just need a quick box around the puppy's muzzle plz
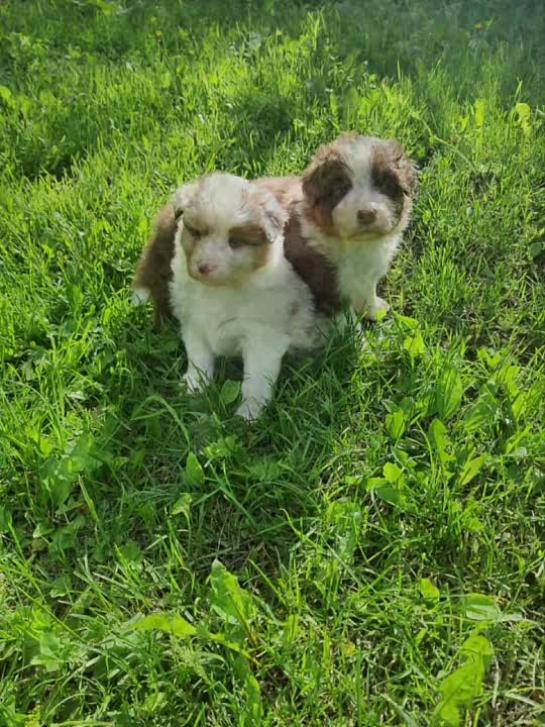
[357,207,377,226]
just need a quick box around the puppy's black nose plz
[358,208,377,225]
[198,263,213,276]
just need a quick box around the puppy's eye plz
[228,224,267,248]
[328,177,352,205]
[228,237,246,249]
[184,222,201,238]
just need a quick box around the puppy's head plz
[302,134,417,240]
[173,173,286,286]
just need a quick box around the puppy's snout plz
[197,262,214,276]
[357,207,377,226]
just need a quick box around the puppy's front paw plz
[183,371,208,394]
[131,287,150,306]
[235,398,264,422]
[365,297,390,321]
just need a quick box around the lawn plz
[1,0,545,724]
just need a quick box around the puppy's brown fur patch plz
[133,204,177,326]
[257,176,303,206]
[284,206,341,316]
[229,222,271,272]
[371,140,417,221]
[301,151,352,236]
[383,139,418,197]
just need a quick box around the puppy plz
[299,133,417,319]
[132,134,416,326]
[169,172,327,420]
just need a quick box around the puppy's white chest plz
[207,293,275,356]
[339,243,381,277]
[337,237,398,297]
[170,243,324,358]
[174,277,300,355]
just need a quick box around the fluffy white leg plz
[182,329,214,393]
[353,279,389,320]
[132,287,150,306]
[235,337,287,421]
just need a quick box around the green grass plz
[1,0,545,724]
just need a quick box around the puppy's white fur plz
[169,173,327,420]
[304,228,401,319]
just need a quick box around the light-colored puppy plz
[168,172,327,420]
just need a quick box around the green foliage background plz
[1,1,544,724]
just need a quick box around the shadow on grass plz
[69,308,365,586]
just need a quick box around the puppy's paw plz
[235,398,263,422]
[364,297,390,321]
[131,287,150,306]
[182,371,208,394]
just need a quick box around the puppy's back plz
[256,175,302,206]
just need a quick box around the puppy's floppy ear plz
[262,197,287,243]
[384,139,418,197]
[173,182,198,220]
[302,148,352,208]
[247,187,287,244]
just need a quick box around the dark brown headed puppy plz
[300,134,417,318]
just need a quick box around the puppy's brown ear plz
[385,139,418,197]
[173,182,198,220]
[302,150,352,208]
